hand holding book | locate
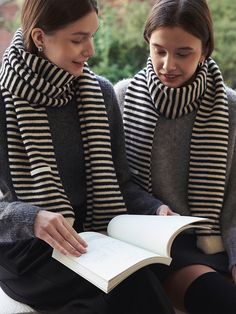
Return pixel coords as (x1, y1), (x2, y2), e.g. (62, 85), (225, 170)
(52, 214), (210, 293)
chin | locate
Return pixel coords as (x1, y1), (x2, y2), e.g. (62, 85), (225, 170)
(69, 70), (83, 77)
(63, 65), (83, 77)
(161, 81), (181, 88)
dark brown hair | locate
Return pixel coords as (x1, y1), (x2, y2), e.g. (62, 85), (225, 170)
(143, 0), (214, 58)
(21, 0), (98, 54)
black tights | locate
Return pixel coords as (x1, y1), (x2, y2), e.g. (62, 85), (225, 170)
(184, 272), (236, 314)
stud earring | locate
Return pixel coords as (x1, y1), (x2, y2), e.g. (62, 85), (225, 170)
(38, 46), (43, 53)
(198, 61), (204, 67)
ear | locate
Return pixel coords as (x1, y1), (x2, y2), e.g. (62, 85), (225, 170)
(31, 28), (45, 50)
(200, 43), (209, 63)
(199, 55), (205, 64)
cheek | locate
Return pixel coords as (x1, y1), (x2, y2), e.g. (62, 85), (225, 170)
(150, 54), (161, 71)
(46, 47), (68, 64)
(185, 61), (199, 76)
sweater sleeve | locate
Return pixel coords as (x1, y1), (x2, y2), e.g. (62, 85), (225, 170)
(0, 179), (40, 243)
(0, 200), (40, 242)
(97, 76), (163, 215)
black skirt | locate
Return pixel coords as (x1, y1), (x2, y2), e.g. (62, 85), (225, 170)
(150, 233), (229, 283)
(0, 238), (175, 314)
(170, 233), (229, 272)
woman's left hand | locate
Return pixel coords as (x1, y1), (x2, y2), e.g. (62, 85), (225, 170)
(156, 204), (179, 216)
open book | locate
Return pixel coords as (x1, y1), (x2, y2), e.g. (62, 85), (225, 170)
(52, 214), (209, 293)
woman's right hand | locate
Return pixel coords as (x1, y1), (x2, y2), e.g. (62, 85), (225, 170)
(156, 204), (180, 216)
(34, 210), (87, 257)
(232, 264), (236, 284)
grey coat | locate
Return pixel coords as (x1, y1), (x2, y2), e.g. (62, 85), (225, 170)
(0, 76), (163, 243)
(115, 78), (236, 270)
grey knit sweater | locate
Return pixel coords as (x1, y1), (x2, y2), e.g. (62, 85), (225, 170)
(115, 78), (236, 270)
(0, 76), (163, 243)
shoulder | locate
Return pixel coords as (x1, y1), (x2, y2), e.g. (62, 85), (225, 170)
(114, 78), (132, 113)
(96, 75), (114, 95)
(226, 85), (236, 115)
(95, 75), (122, 119)
(114, 78), (131, 95)
(225, 86), (236, 135)
(226, 85), (236, 104)
(114, 78), (131, 97)
(95, 75), (117, 107)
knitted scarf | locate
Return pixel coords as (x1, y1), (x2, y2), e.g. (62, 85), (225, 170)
(124, 57), (229, 253)
(0, 29), (127, 231)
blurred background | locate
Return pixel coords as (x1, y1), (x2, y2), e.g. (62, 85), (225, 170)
(0, 0), (235, 88)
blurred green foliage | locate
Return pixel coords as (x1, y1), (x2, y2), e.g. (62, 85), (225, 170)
(89, 1), (151, 83)
(209, 0), (236, 88)
(90, 0), (236, 88)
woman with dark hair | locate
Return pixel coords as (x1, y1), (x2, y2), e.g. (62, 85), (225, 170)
(115, 0), (236, 313)
(0, 0), (176, 313)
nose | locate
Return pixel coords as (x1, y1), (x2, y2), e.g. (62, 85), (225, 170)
(82, 38), (95, 59)
(163, 54), (176, 72)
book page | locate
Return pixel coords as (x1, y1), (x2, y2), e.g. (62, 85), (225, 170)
(52, 231), (170, 293)
(107, 215), (209, 257)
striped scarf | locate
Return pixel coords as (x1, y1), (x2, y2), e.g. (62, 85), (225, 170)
(0, 29), (127, 231)
(124, 57), (229, 253)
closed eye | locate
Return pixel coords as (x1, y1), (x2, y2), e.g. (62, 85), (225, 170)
(71, 40), (82, 44)
(176, 49), (193, 57)
(154, 48), (166, 56)
(176, 52), (191, 57)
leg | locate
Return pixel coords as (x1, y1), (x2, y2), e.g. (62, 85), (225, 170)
(184, 272), (236, 314)
(0, 240), (174, 314)
(163, 264), (215, 311)
(163, 264), (236, 314)
(99, 266), (175, 314)
(3, 265), (175, 314)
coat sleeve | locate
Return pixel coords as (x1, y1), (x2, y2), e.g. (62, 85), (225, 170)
(0, 92), (40, 243)
(221, 87), (236, 269)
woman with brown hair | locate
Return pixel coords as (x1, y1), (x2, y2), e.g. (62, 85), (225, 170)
(0, 0), (176, 313)
(115, 0), (236, 313)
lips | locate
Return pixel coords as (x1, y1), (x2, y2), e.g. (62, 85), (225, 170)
(162, 73), (180, 80)
(73, 61), (84, 66)
(157, 72), (183, 87)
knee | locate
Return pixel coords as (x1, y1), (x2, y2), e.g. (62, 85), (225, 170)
(163, 265), (216, 311)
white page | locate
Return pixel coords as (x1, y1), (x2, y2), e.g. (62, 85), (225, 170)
(64, 232), (167, 278)
(52, 231), (170, 292)
(107, 215), (208, 257)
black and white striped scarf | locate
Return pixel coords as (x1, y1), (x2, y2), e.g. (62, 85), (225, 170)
(0, 29), (127, 231)
(124, 57), (229, 253)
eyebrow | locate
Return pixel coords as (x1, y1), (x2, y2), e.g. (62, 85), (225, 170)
(71, 27), (100, 36)
(71, 31), (90, 36)
(151, 43), (194, 51)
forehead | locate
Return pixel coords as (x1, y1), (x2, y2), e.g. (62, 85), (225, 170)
(55, 11), (99, 36)
(150, 26), (202, 48)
